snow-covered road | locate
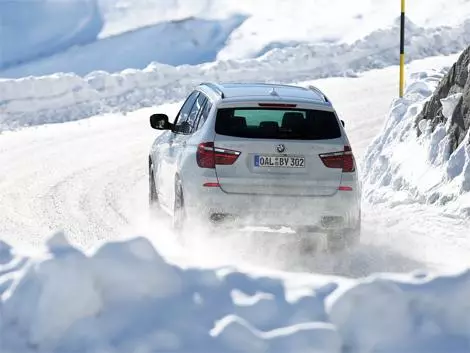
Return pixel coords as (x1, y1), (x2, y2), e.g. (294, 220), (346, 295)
(1, 56), (469, 277)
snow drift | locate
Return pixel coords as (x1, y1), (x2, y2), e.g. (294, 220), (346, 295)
(363, 47), (470, 215)
(1, 19), (470, 131)
(0, 0), (103, 70)
(1, 234), (470, 353)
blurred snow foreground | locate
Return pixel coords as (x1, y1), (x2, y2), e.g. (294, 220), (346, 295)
(1, 234), (470, 353)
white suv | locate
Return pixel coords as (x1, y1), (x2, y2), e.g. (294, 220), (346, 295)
(149, 82), (361, 251)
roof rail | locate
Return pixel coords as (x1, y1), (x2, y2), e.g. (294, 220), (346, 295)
(200, 82), (225, 99)
(307, 85), (329, 103)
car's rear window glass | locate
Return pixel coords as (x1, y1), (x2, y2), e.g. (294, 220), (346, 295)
(215, 108), (341, 140)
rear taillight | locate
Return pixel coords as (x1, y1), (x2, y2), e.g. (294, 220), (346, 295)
(196, 142), (241, 169)
(197, 142), (216, 168)
(319, 146), (356, 172)
(342, 146), (355, 173)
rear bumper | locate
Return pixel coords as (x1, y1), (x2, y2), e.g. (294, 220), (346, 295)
(184, 183), (361, 229)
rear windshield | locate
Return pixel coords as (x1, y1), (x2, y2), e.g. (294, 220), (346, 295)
(215, 108), (341, 140)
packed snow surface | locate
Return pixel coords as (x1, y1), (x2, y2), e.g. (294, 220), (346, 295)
(0, 0), (103, 70)
(1, 234), (470, 353)
(2, 54), (470, 271)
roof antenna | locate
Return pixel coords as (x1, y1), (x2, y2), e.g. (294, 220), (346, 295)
(269, 87), (279, 96)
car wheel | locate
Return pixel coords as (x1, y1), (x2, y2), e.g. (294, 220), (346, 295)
(149, 163), (159, 209)
(173, 181), (186, 234)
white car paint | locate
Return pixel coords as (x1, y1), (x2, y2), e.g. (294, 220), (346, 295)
(149, 83), (361, 248)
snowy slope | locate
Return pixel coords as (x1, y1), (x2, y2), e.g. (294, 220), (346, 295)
(0, 0), (103, 70)
(0, 14), (247, 78)
(1, 234), (470, 353)
(98, 0), (470, 60)
(4, 0), (470, 79)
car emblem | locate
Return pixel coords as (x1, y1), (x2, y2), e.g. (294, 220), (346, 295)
(276, 144), (286, 153)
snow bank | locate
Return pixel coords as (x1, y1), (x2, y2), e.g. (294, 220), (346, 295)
(0, 15), (247, 78)
(0, 0), (103, 70)
(1, 234), (470, 353)
(1, 20), (470, 131)
(363, 62), (470, 214)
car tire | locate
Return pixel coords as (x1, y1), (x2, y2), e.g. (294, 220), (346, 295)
(149, 162), (159, 209)
(173, 180), (187, 235)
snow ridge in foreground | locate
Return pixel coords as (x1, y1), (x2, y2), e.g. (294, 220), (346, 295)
(1, 19), (470, 131)
(1, 234), (470, 353)
(363, 66), (470, 214)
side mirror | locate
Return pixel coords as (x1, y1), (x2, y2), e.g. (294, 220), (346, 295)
(150, 114), (171, 130)
(341, 120), (345, 127)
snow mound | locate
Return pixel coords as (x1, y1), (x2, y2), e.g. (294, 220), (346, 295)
(328, 271), (470, 352)
(1, 20), (470, 131)
(0, 0), (103, 70)
(1, 234), (470, 353)
(0, 15), (247, 78)
(363, 62), (470, 214)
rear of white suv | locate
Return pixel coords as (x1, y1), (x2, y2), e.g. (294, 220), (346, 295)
(149, 83), (361, 251)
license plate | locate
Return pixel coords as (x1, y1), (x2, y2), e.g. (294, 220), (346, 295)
(254, 155), (305, 168)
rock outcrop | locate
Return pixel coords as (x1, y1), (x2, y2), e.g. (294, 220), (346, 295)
(416, 46), (470, 152)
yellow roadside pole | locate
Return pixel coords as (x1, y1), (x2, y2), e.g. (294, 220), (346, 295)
(399, 0), (405, 97)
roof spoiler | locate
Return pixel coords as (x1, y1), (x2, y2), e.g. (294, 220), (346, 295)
(307, 85), (330, 103)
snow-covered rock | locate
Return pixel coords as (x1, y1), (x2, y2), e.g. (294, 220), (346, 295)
(363, 47), (470, 214)
(0, 0), (103, 70)
(416, 46), (470, 154)
(1, 234), (470, 353)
